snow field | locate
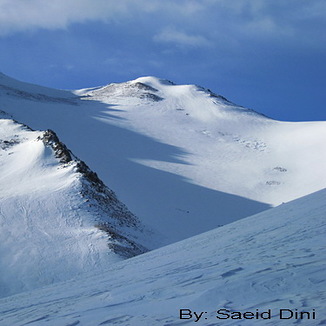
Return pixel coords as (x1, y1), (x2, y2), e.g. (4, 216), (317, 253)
(0, 188), (325, 325)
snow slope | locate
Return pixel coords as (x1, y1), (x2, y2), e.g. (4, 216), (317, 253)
(0, 188), (325, 326)
(80, 76), (326, 204)
(0, 118), (151, 298)
(1, 73), (325, 246)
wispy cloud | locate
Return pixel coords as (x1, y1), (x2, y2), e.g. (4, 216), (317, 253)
(154, 27), (211, 47)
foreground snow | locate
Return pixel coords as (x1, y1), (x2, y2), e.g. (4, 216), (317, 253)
(0, 188), (325, 325)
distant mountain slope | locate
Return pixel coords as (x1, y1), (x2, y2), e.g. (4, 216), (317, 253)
(1, 188), (325, 325)
(1, 73), (325, 246)
(0, 117), (151, 298)
(79, 76), (326, 205)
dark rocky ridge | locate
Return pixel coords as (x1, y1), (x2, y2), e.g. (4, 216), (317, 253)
(83, 81), (164, 102)
(39, 129), (148, 258)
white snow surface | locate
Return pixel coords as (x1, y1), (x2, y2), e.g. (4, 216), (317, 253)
(0, 188), (325, 326)
(0, 73), (325, 324)
(1, 73), (325, 246)
(0, 119), (149, 298)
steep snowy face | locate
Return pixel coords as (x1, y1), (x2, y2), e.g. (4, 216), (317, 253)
(0, 118), (149, 298)
(1, 188), (325, 325)
(78, 77), (326, 234)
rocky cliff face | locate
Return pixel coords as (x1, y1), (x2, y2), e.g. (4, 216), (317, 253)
(39, 129), (148, 258)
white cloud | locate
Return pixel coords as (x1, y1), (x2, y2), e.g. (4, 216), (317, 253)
(154, 27), (211, 47)
(0, 0), (207, 36)
(0, 0), (130, 35)
(0, 0), (325, 52)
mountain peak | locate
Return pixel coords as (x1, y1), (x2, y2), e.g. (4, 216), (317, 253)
(133, 76), (176, 87)
(0, 119), (151, 297)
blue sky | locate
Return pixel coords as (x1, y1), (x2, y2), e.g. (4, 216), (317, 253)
(0, 0), (325, 121)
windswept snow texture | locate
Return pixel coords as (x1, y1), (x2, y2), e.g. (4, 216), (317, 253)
(0, 189), (325, 326)
(1, 73), (326, 246)
(0, 119), (150, 298)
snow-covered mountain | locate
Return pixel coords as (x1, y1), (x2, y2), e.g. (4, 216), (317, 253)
(0, 72), (325, 305)
(0, 117), (151, 298)
(1, 73), (325, 246)
(1, 188), (325, 325)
